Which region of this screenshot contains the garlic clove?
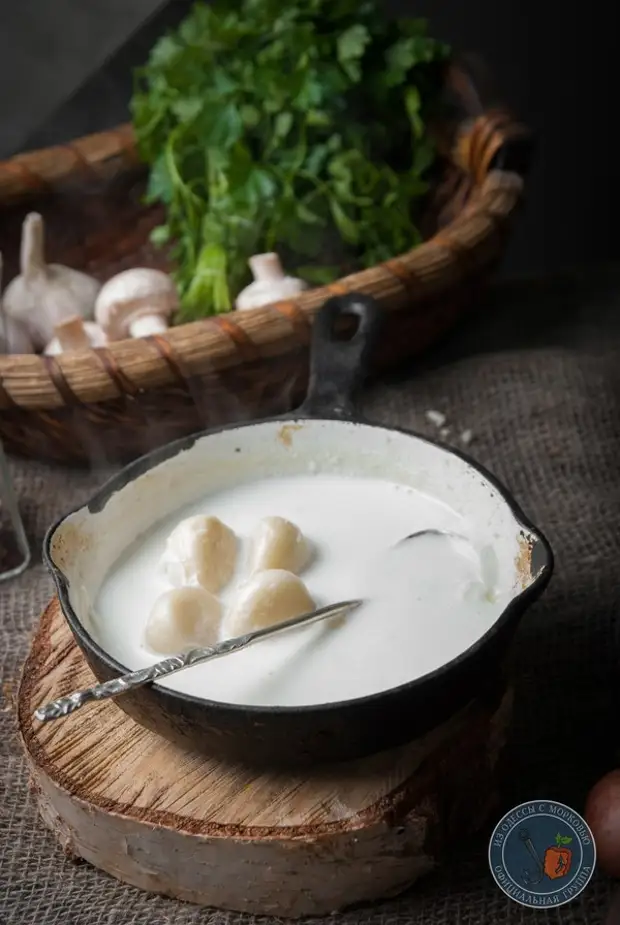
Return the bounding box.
[235,252,308,311]
[248,516,311,575]
[94,268,178,340]
[2,213,101,349]
[44,316,108,355]
[160,515,238,594]
[144,586,221,655]
[224,569,315,638]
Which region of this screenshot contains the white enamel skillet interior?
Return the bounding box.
[43,294,553,766]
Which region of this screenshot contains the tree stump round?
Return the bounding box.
[19,598,513,917]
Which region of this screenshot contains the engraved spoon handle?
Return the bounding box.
[34,599,363,723]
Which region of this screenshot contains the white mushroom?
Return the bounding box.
[94,268,179,340]
[235,253,308,311]
[224,569,315,638]
[0,253,34,354]
[160,515,238,595]
[2,212,100,349]
[248,516,311,575]
[44,315,108,355]
[144,586,222,655]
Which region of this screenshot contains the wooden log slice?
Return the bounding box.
[19,599,513,918]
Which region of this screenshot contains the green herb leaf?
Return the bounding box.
[240,104,261,128]
[150,225,171,246]
[171,97,203,122]
[245,168,277,204]
[149,34,181,68]
[145,153,174,204]
[184,242,231,317]
[330,198,359,245]
[274,111,294,140]
[202,102,243,149]
[296,202,326,226]
[337,24,371,81]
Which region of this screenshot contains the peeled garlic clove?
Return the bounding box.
[235,253,307,311]
[224,569,315,637]
[249,516,310,575]
[161,515,237,594]
[2,213,100,349]
[144,586,221,655]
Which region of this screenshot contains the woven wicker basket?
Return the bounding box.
[0,60,529,466]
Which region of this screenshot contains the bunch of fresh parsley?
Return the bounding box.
[131,0,450,321]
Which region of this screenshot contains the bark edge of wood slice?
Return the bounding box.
[19,599,513,918]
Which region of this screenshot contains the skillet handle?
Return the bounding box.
[300,293,383,419]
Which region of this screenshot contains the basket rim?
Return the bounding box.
[0,95,529,411]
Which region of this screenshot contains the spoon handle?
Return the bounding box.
[34,599,363,723]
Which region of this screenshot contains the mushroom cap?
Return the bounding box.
[95,268,178,339]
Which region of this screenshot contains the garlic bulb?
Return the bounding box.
[235,253,308,311]
[0,316,34,354]
[2,213,101,349]
[0,253,34,354]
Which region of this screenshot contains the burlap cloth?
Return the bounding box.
[2,268,620,924]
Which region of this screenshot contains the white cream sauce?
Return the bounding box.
[93,473,513,707]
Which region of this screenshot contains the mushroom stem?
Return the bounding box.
[53,316,90,352]
[21,213,46,280]
[248,253,285,284]
[128,314,169,338]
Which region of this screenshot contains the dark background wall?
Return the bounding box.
[1,1,616,280]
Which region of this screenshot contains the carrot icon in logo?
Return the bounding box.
[519,828,574,885]
[544,833,573,879]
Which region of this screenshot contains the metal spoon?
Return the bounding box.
[35,531,468,723]
[34,599,363,723]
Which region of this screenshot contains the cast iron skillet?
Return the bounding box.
[44,293,553,768]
